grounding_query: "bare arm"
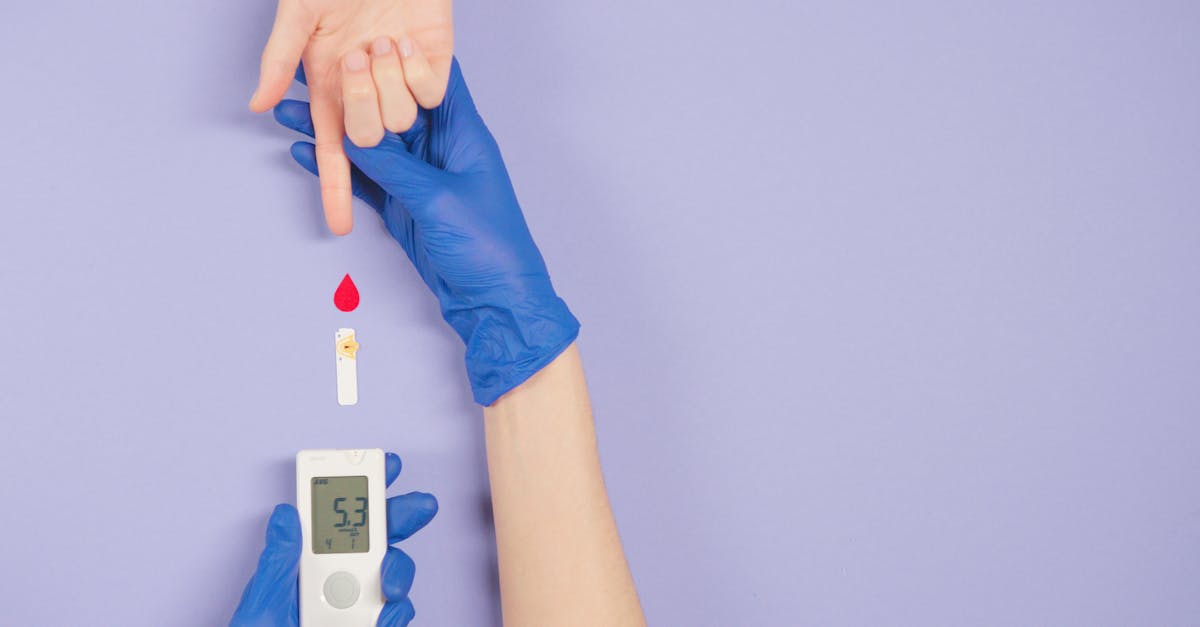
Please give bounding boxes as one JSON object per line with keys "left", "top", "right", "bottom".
{"left": 485, "top": 344, "right": 646, "bottom": 627}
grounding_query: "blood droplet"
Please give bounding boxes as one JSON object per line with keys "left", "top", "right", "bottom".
{"left": 334, "top": 274, "right": 360, "bottom": 312}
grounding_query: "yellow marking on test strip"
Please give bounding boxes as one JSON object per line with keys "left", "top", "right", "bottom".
{"left": 336, "top": 334, "right": 359, "bottom": 360}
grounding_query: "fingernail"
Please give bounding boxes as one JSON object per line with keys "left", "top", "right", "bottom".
{"left": 344, "top": 50, "right": 368, "bottom": 72}
{"left": 371, "top": 37, "right": 392, "bottom": 57}
{"left": 399, "top": 37, "right": 414, "bottom": 59}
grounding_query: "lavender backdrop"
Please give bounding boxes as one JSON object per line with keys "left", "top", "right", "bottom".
{"left": 1, "top": 1, "right": 1197, "bottom": 625}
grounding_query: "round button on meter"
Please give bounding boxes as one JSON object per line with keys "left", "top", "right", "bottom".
{"left": 322, "top": 571, "right": 361, "bottom": 609}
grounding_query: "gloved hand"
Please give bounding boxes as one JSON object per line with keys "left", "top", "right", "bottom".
{"left": 274, "top": 59, "right": 580, "bottom": 405}
{"left": 230, "top": 453, "right": 438, "bottom": 626}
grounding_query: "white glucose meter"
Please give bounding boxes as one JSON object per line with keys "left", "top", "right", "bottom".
{"left": 297, "top": 449, "right": 387, "bottom": 625}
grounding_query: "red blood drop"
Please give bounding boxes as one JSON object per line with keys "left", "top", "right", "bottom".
{"left": 334, "top": 274, "right": 360, "bottom": 312}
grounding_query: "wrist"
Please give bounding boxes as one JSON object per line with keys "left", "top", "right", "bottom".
{"left": 445, "top": 286, "right": 580, "bottom": 405}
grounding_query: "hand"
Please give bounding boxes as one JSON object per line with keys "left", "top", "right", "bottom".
{"left": 249, "top": 0, "right": 454, "bottom": 235}
{"left": 230, "top": 453, "right": 438, "bottom": 626}
{"left": 273, "top": 59, "right": 580, "bottom": 405}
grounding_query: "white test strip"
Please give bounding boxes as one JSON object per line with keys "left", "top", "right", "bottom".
{"left": 335, "top": 328, "right": 359, "bottom": 406}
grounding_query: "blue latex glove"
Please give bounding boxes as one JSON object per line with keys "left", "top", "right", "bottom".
{"left": 274, "top": 59, "right": 580, "bottom": 405}
{"left": 230, "top": 453, "right": 438, "bottom": 626}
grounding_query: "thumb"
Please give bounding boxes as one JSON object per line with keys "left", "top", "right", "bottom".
{"left": 233, "top": 504, "right": 302, "bottom": 619}
{"left": 249, "top": 2, "right": 315, "bottom": 112}
{"left": 343, "top": 135, "right": 448, "bottom": 220}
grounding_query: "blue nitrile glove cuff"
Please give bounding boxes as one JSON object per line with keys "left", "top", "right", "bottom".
{"left": 448, "top": 288, "right": 580, "bottom": 405}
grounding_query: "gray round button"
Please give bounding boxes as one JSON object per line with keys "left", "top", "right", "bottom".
{"left": 323, "top": 571, "right": 361, "bottom": 609}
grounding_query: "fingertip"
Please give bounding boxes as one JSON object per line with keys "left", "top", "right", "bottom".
{"left": 341, "top": 136, "right": 393, "bottom": 174}
{"left": 378, "top": 599, "right": 416, "bottom": 626}
{"left": 421, "top": 93, "right": 445, "bottom": 109}
{"left": 269, "top": 502, "right": 298, "bottom": 523}
{"left": 249, "top": 81, "right": 287, "bottom": 113}
{"left": 380, "top": 548, "right": 416, "bottom": 601}
{"left": 248, "top": 87, "right": 268, "bottom": 112}
{"left": 398, "top": 113, "right": 429, "bottom": 145}
{"left": 387, "top": 492, "right": 439, "bottom": 542}
{"left": 397, "top": 36, "right": 415, "bottom": 60}
{"left": 417, "top": 492, "right": 439, "bottom": 517}
{"left": 324, "top": 201, "right": 353, "bottom": 235}
{"left": 273, "top": 99, "right": 309, "bottom": 125}
{"left": 327, "top": 215, "right": 353, "bottom": 236}
{"left": 397, "top": 37, "right": 444, "bottom": 109}
{"left": 371, "top": 36, "right": 393, "bottom": 57}
{"left": 386, "top": 453, "right": 402, "bottom": 486}
{"left": 249, "top": 98, "right": 273, "bottom": 114}
{"left": 289, "top": 141, "right": 318, "bottom": 175}
{"left": 266, "top": 503, "right": 301, "bottom": 545}
{"left": 342, "top": 134, "right": 402, "bottom": 156}
{"left": 348, "top": 129, "right": 386, "bottom": 149}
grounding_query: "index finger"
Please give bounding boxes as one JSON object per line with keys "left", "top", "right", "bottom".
{"left": 309, "top": 90, "right": 354, "bottom": 235}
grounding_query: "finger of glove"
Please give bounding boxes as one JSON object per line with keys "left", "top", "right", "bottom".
{"left": 274, "top": 99, "right": 315, "bottom": 137}
{"left": 380, "top": 547, "right": 416, "bottom": 601}
{"left": 377, "top": 598, "right": 416, "bottom": 627}
{"left": 290, "top": 142, "right": 385, "bottom": 211}
{"left": 234, "top": 504, "right": 301, "bottom": 614}
{"left": 386, "top": 452, "right": 401, "bottom": 487}
{"left": 343, "top": 135, "right": 444, "bottom": 220}
{"left": 387, "top": 491, "right": 438, "bottom": 543}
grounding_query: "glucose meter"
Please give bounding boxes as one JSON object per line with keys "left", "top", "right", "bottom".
{"left": 296, "top": 448, "right": 387, "bottom": 625}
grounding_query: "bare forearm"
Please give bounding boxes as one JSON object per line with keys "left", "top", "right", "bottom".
{"left": 483, "top": 344, "right": 645, "bottom": 626}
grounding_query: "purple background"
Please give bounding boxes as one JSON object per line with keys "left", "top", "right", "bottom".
{"left": 1, "top": 1, "right": 1198, "bottom": 625}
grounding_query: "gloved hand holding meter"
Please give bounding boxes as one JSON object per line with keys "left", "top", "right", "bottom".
{"left": 233, "top": 452, "right": 436, "bottom": 626}
{"left": 231, "top": 8, "right": 645, "bottom": 625}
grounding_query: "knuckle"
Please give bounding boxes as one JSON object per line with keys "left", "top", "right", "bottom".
{"left": 343, "top": 86, "right": 376, "bottom": 100}
{"left": 314, "top": 142, "right": 344, "bottom": 156}
{"left": 314, "top": 142, "right": 348, "bottom": 162}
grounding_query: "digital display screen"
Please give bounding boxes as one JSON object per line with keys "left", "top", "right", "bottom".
{"left": 311, "top": 476, "right": 369, "bottom": 554}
